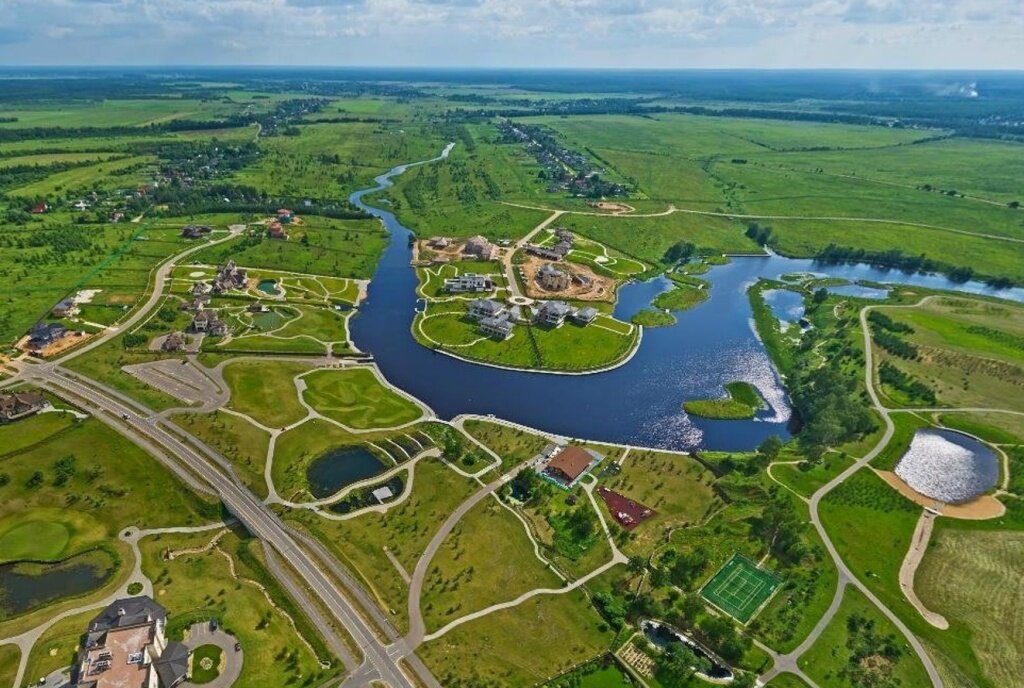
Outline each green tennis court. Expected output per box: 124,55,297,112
700,554,783,623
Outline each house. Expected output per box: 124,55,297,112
464,235,497,260
479,315,514,340
267,221,289,240
31,202,48,214
536,300,571,327
428,236,451,249
468,298,506,321
544,446,603,487
72,200,89,211
248,301,270,313
181,224,212,239
52,297,79,318
191,282,212,297
277,208,294,221
68,596,190,688
537,264,570,291
208,317,229,337
525,244,567,261
372,486,395,503
0,391,48,422
190,311,214,332
571,306,599,325
211,261,247,293
161,332,186,352
444,273,494,294
27,322,69,351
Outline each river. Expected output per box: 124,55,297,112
349,144,1024,451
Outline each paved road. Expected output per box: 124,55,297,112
501,209,564,299
758,300,943,687
182,623,244,688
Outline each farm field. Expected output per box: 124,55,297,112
916,527,1024,688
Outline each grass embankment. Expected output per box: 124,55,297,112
460,418,553,471
171,409,271,499
631,309,675,328
683,381,765,420
799,586,931,687
301,368,423,429
0,644,19,687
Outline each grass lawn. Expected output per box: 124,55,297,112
0,644,19,687
0,411,75,458
766,673,812,688
139,528,339,687
418,588,614,688
222,359,311,428
290,457,478,634
422,496,563,632
21,608,95,685
189,644,223,684
769,452,855,499
415,302,639,372
460,419,552,472
798,586,931,688
0,520,70,562
683,381,764,420
916,527,1024,687
301,368,423,429
171,409,271,499
598,449,718,556
631,308,675,327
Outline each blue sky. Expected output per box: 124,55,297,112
0,0,1021,68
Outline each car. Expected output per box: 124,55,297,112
234,642,241,652
210,618,219,631
121,413,130,420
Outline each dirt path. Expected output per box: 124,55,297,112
899,511,950,629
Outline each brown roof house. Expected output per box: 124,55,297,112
543,446,604,488
0,391,48,422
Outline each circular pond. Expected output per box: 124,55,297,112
895,428,999,503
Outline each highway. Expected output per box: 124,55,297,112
22,362,431,687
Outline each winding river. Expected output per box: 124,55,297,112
349,144,1024,451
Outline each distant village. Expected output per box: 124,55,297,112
499,120,629,198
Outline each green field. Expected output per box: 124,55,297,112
189,644,223,684
222,359,312,428
301,368,423,429
799,586,931,688
700,554,784,624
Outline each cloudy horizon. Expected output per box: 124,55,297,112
0,0,1021,70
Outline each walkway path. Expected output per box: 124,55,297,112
899,511,949,629
502,209,565,299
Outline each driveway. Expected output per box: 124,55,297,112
183,622,243,688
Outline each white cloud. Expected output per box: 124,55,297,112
0,0,1019,67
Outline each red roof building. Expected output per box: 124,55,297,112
545,446,598,486
31,203,48,214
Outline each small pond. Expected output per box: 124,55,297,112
307,446,388,499
762,289,806,330
895,428,1000,503
827,283,891,300
642,619,733,681
0,550,114,619
256,279,281,296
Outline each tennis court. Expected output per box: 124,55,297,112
700,554,783,624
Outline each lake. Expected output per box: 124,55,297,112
348,145,1024,452
895,428,1000,503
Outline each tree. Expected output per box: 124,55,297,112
757,435,783,461
664,241,696,264
655,644,711,687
